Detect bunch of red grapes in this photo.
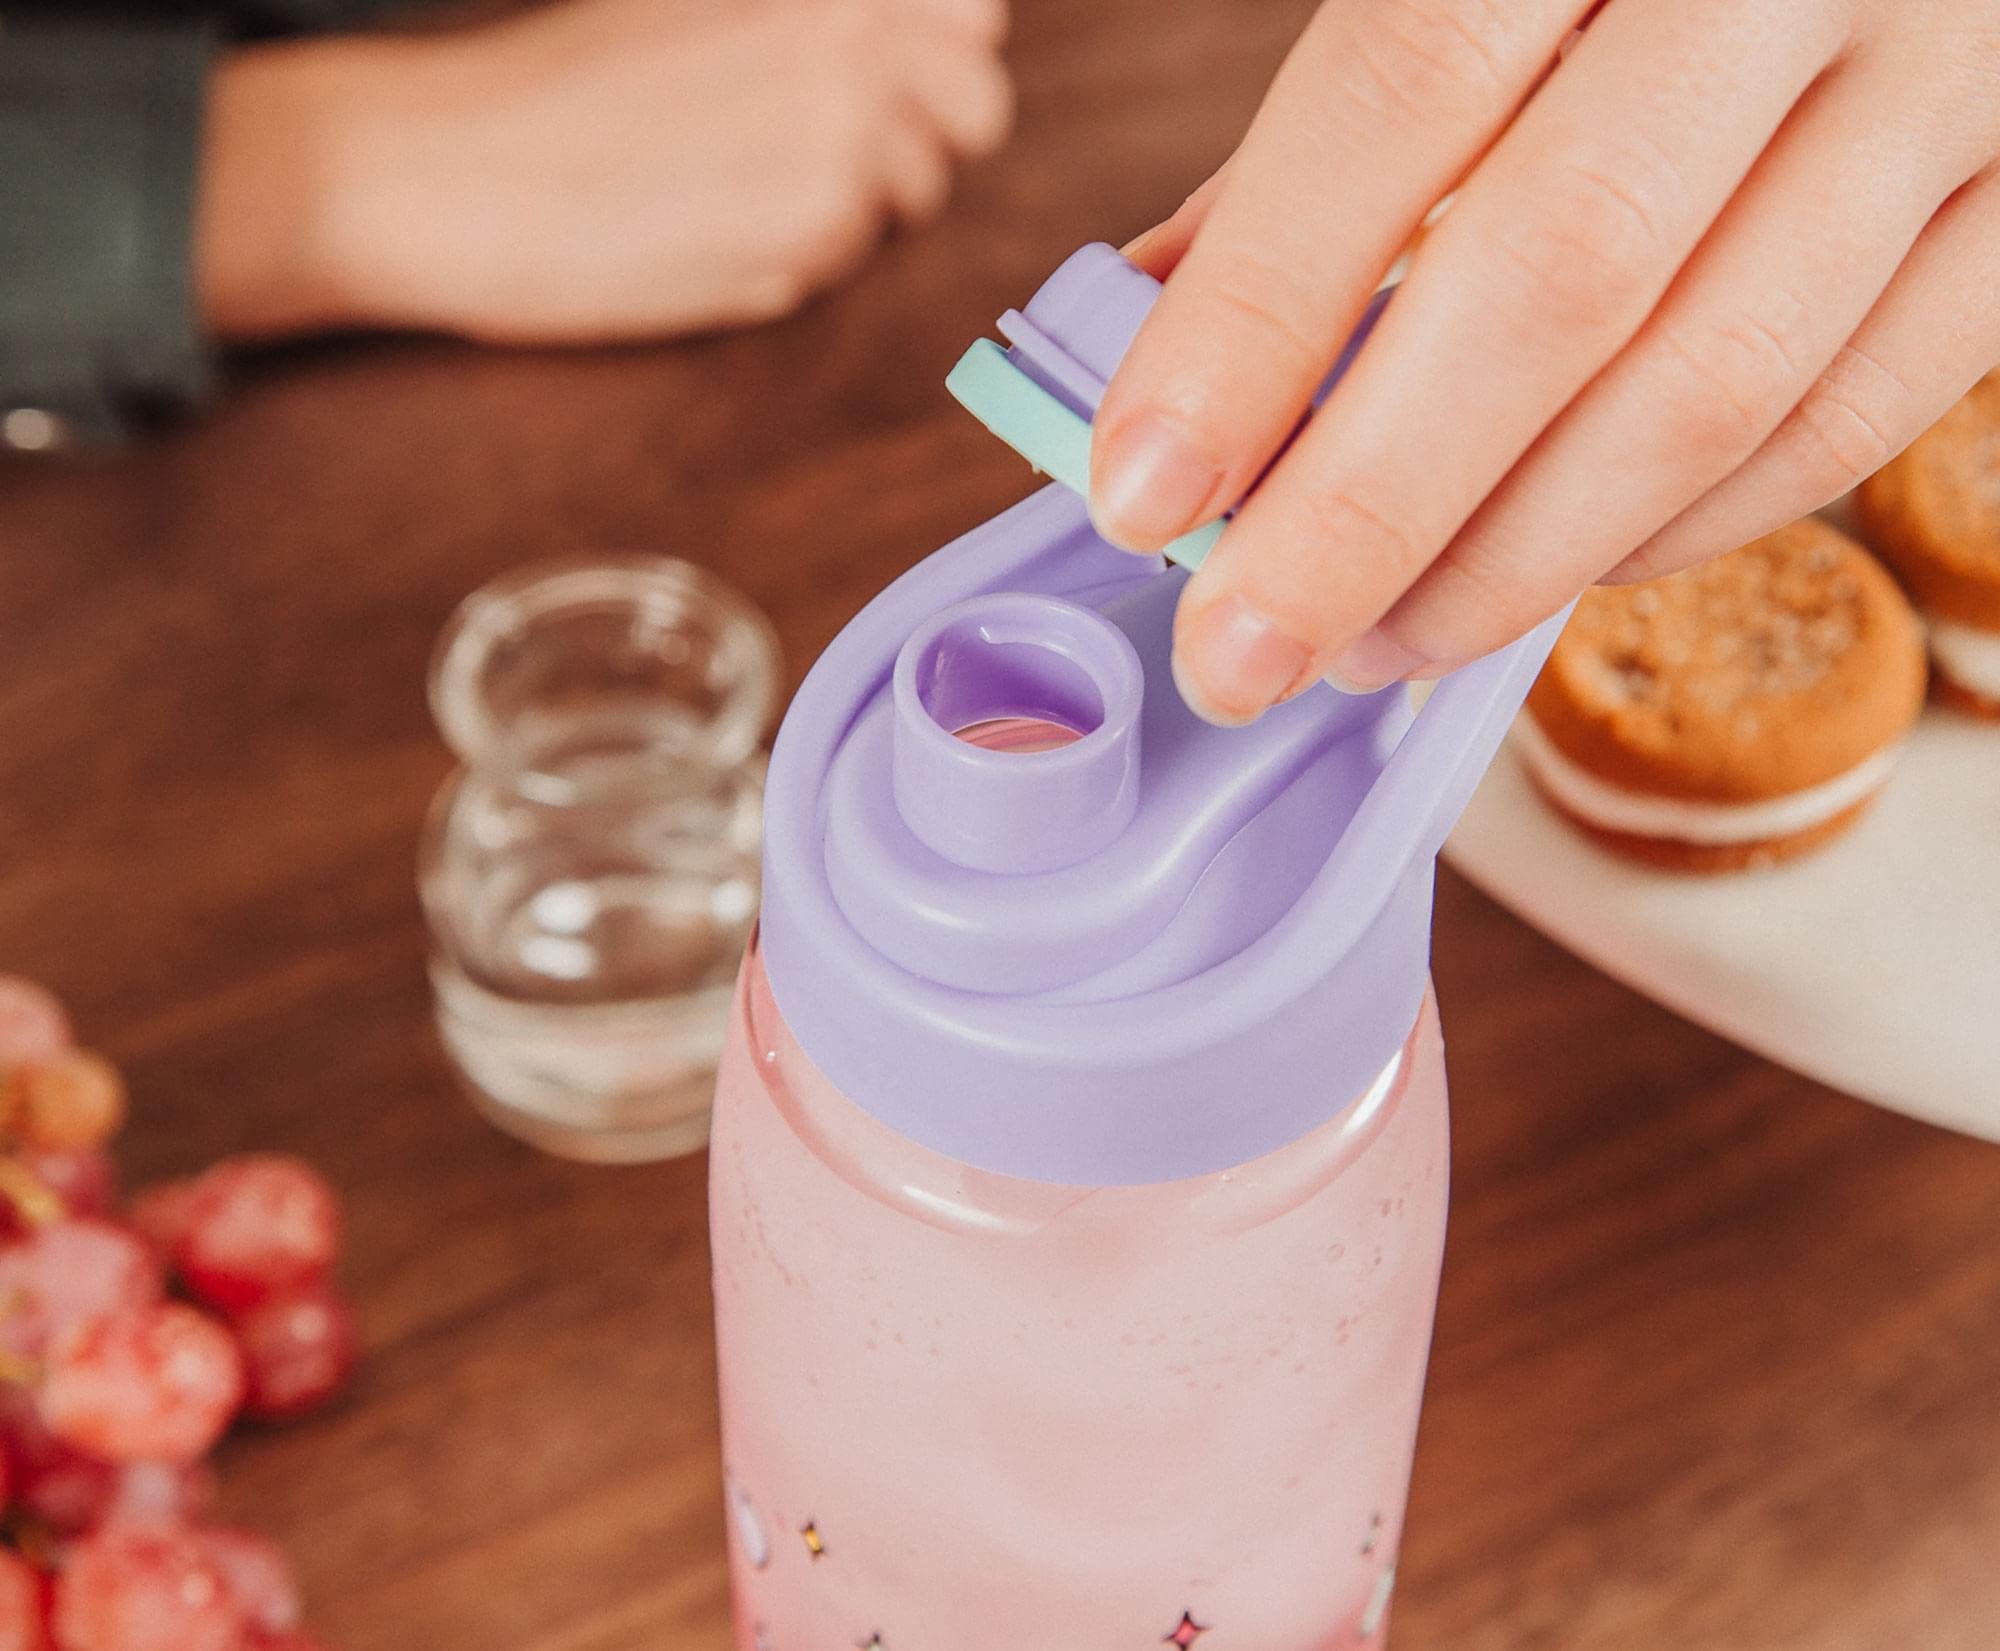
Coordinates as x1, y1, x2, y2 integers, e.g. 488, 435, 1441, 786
0, 977, 357, 1650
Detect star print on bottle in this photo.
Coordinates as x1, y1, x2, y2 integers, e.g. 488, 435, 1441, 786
801, 1521, 826, 1559
1164, 1610, 1208, 1648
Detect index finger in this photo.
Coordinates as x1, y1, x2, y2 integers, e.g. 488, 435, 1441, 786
1089, 0, 1590, 552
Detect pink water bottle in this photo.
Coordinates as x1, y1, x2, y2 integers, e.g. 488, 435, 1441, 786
709, 247, 1566, 1650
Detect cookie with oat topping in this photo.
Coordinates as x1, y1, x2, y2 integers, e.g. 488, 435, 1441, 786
1517, 518, 1926, 871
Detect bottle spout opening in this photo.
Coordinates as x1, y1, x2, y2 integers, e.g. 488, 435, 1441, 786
891, 593, 1144, 875
910, 607, 1109, 742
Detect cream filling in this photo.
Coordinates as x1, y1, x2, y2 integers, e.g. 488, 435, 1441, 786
1512, 713, 1900, 845
1927, 616, 2000, 699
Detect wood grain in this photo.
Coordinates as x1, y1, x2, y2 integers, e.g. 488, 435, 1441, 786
4, 2, 1998, 1645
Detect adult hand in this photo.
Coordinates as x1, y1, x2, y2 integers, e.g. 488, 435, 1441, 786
199, 0, 1012, 342
1091, 0, 2000, 723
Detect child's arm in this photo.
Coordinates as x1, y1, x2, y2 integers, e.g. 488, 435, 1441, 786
1087, 0, 2000, 725
198, 0, 1012, 348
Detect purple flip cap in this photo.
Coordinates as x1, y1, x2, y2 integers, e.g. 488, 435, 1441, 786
759, 244, 1567, 1186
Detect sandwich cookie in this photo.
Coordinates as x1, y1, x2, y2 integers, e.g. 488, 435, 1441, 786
1856, 370, 2000, 718
1520, 518, 1927, 871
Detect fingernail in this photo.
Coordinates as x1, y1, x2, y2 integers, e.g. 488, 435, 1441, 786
1326, 626, 1428, 693
1091, 412, 1222, 552
1174, 593, 1315, 726
1120, 224, 1163, 259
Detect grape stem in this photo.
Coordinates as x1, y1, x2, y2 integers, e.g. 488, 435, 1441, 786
0, 1156, 62, 1226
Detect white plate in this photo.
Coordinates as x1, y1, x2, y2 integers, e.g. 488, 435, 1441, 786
1445, 701, 2000, 1138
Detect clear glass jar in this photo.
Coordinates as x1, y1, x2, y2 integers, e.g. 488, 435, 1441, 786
421, 557, 781, 1163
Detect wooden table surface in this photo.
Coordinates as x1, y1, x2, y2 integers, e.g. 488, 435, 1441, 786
5, 2, 1999, 1646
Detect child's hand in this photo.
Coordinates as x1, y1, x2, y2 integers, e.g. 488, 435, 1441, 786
1091, 0, 2000, 724
199, 0, 1012, 343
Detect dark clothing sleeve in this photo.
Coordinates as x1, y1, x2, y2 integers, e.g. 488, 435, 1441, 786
0, 1, 416, 448
0, 15, 214, 444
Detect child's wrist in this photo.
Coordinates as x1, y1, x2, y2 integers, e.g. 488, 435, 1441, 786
195, 32, 483, 339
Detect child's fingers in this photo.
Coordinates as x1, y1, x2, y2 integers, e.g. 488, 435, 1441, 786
1089, 0, 1589, 555
1362, 60, 1965, 677
879, 112, 955, 225
1612, 163, 2000, 586
891, 23, 1013, 159
1169, 0, 1845, 722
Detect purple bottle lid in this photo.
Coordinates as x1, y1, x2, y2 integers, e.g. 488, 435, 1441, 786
758, 245, 1567, 1186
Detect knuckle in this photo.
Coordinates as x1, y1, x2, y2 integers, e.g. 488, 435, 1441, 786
957, 65, 1015, 155
1647, 296, 1812, 459
1489, 153, 1673, 331
1789, 343, 1913, 490
1200, 245, 1334, 375
1293, 481, 1429, 585
1602, 540, 1690, 587
1327, 0, 1513, 125
820, 194, 882, 265
1394, 544, 1533, 658
781, 168, 875, 269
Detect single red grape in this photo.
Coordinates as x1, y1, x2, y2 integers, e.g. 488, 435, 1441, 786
1, 1382, 64, 1470
0, 1220, 159, 1357
0, 1366, 105, 1532
8, 1054, 125, 1153
0, 1546, 51, 1651
14, 1150, 118, 1222
233, 1288, 356, 1422
13, 1449, 115, 1537
16, 1447, 216, 1538
197, 1531, 299, 1637
51, 1524, 246, 1651
0, 977, 70, 1068
176, 1158, 340, 1314
1, 1394, 211, 1580
39, 1304, 245, 1464
109, 1459, 220, 1530
3, 1392, 118, 1533
125, 1181, 200, 1265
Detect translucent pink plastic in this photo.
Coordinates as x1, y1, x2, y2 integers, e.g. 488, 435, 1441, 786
710, 938, 1448, 1649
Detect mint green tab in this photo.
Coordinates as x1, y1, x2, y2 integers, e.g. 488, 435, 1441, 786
945, 340, 1225, 573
